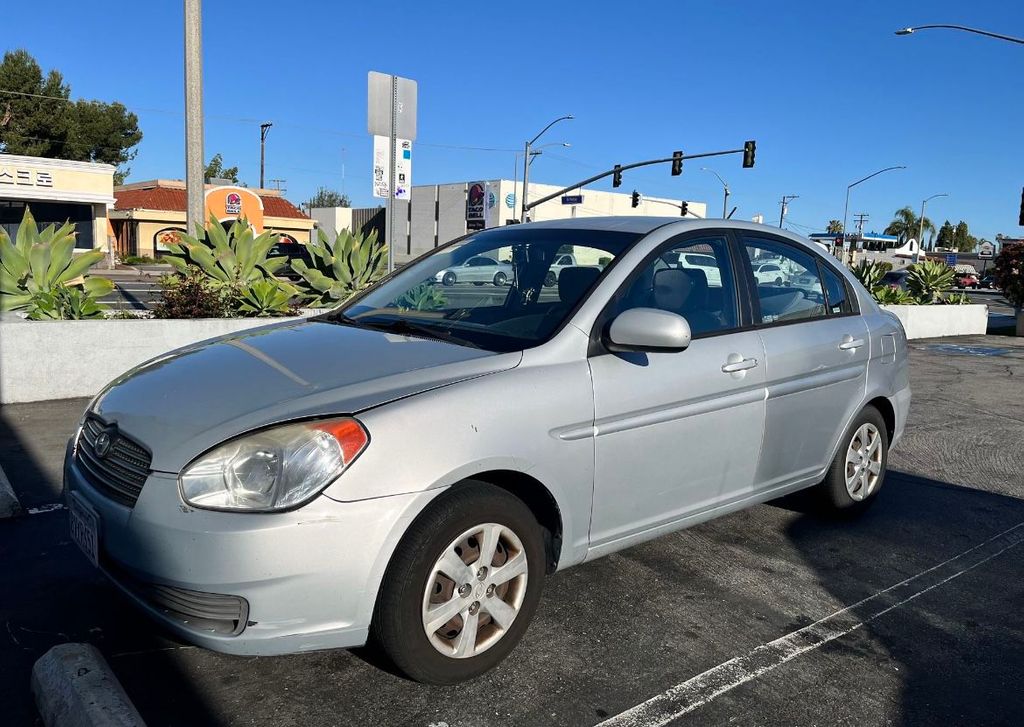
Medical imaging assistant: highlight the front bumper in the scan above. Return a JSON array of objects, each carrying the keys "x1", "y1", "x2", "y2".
[{"x1": 64, "y1": 441, "x2": 440, "y2": 656}]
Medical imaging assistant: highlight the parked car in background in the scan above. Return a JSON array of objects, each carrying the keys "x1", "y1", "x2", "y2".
[
  {"x1": 544, "y1": 253, "x2": 580, "y2": 287},
  {"x1": 955, "y1": 272, "x2": 980, "y2": 289},
  {"x1": 751, "y1": 261, "x2": 786, "y2": 285},
  {"x1": 978, "y1": 274, "x2": 997, "y2": 290},
  {"x1": 435, "y1": 255, "x2": 513, "y2": 286},
  {"x1": 65, "y1": 219, "x2": 910, "y2": 685},
  {"x1": 881, "y1": 270, "x2": 910, "y2": 291},
  {"x1": 674, "y1": 252, "x2": 723, "y2": 287},
  {"x1": 269, "y1": 239, "x2": 313, "y2": 281}
]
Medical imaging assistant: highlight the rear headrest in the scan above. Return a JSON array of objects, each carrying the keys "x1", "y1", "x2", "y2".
[{"x1": 558, "y1": 266, "x2": 600, "y2": 303}]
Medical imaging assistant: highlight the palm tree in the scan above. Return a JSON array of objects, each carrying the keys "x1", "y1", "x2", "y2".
[
  {"x1": 826, "y1": 219, "x2": 843, "y2": 234},
  {"x1": 884, "y1": 206, "x2": 934, "y2": 247}
]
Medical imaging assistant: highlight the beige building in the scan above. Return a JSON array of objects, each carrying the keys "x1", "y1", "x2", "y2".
[
  {"x1": 0, "y1": 154, "x2": 115, "y2": 253},
  {"x1": 110, "y1": 180, "x2": 314, "y2": 258}
]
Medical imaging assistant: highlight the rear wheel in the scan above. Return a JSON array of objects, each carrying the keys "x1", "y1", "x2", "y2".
[
  {"x1": 372, "y1": 484, "x2": 545, "y2": 684},
  {"x1": 493, "y1": 271, "x2": 508, "y2": 286},
  {"x1": 442, "y1": 272, "x2": 456, "y2": 286},
  {"x1": 818, "y1": 405, "x2": 888, "y2": 513},
  {"x1": 544, "y1": 271, "x2": 557, "y2": 287}
]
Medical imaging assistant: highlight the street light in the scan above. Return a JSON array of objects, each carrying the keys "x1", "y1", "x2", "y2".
[
  {"x1": 700, "y1": 167, "x2": 729, "y2": 218},
  {"x1": 895, "y1": 24, "x2": 1024, "y2": 45},
  {"x1": 842, "y1": 166, "x2": 906, "y2": 257},
  {"x1": 918, "y1": 193, "x2": 949, "y2": 257},
  {"x1": 521, "y1": 115, "x2": 573, "y2": 222}
]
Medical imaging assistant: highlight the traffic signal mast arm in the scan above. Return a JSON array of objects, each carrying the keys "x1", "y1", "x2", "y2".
[{"x1": 523, "y1": 144, "x2": 754, "y2": 213}]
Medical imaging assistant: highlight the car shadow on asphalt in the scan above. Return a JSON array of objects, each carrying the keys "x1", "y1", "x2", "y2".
[{"x1": 772, "y1": 470, "x2": 1024, "y2": 725}]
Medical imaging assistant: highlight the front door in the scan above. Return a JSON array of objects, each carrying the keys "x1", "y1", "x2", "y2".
[{"x1": 587, "y1": 232, "x2": 767, "y2": 550}]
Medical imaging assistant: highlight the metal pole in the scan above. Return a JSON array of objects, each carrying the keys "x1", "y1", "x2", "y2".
[
  {"x1": 842, "y1": 186, "x2": 851, "y2": 259},
  {"x1": 259, "y1": 122, "x2": 272, "y2": 189},
  {"x1": 387, "y1": 75, "x2": 397, "y2": 272},
  {"x1": 183, "y1": 0, "x2": 204, "y2": 235},
  {"x1": 918, "y1": 199, "x2": 926, "y2": 256},
  {"x1": 895, "y1": 24, "x2": 1024, "y2": 45},
  {"x1": 521, "y1": 140, "x2": 530, "y2": 223}
]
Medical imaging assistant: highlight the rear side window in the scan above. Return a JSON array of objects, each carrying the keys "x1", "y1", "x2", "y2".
[
  {"x1": 743, "y1": 238, "x2": 827, "y2": 324},
  {"x1": 820, "y1": 264, "x2": 854, "y2": 315}
]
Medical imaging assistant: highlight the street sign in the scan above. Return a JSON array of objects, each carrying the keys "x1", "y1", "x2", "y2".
[
  {"x1": 367, "y1": 72, "x2": 417, "y2": 140},
  {"x1": 561, "y1": 194, "x2": 583, "y2": 205},
  {"x1": 978, "y1": 241, "x2": 995, "y2": 259},
  {"x1": 945, "y1": 253, "x2": 958, "y2": 267}
]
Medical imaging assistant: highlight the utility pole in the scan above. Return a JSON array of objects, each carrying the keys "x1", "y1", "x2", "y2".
[
  {"x1": 270, "y1": 178, "x2": 286, "y2": 193},
  {"x1": 779, "y1": 194, "x2": 799, "y2": 227},
  {"x1": 521, "y1": 115, "x2": 573, "y2": 222},
  {"x1": 853, "y1": 213, "x2": 869, "y2": 248},
  {"x1": 259, "y1": 122, "x2": 273, "y2": 189},
  {"x1": 183, "y1": 0, "x2": 204, "y2": 235}
]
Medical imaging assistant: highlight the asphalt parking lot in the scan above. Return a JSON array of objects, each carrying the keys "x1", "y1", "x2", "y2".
[{"x1": 2, "y1": 334, "x2": 1023, "y2": 726}]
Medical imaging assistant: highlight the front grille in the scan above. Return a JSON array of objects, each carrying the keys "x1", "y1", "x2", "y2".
[
  {"x1": 104, "y1": 557, "x2": 249, "y2": 636},
  {"x1": 76, "y1": 416, "x2": 152, "y2": 508}
]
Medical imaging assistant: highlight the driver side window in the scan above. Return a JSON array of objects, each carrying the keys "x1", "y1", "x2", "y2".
[{"x1": 613, "y1": 235, "x2": 738, "y2": 337}]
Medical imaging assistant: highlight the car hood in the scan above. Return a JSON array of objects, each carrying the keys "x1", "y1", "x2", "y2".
[{"x1": 92, "y1": 318, "x2": 521, "y2": 473}]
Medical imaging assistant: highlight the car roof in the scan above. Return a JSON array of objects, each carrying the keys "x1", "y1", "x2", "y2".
[{"x1": 519, "y1": 217, "x2": 826, "y2": 253}]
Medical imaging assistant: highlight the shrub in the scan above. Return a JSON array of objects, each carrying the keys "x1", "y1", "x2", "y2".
[
  {"x1": 849, "y1": 260, "x2": 887, "y2": 292},
  {"x1": 122, "y1": 255, "x2": 158, "y2": 265},
  {"x1": 152, "y1": 268, "x2": 232, "y2": 319},
  {"x1": 874, "y1": 286, "x2": 914, "y2": 305},
  {"x1": 0, "y1": 207, "x2": 114, "y2": 319},
  {"x1": 992, "y1": 244, "x2": 1024, "y2": 310},
  {"x1": 392, "y1": 282, "x2": 447, "y2": 311}
]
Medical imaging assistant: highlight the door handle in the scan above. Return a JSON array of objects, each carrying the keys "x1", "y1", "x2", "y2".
[
  {"x1": 721, "y1": 356, "x2": 759, "y2": 373},
  {"x1": 838, "y1": 335, "x2": 866, "y2": 351}
]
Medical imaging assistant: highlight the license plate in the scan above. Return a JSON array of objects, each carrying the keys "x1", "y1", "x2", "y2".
[{"x1": 69, "y1": 494, "x2": 100, "y2": 568}]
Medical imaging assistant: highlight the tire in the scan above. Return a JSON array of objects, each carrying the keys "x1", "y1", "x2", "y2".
[
  {"x1": 442, "y1": 272, "x2": 456, "y2": 286},
  {"x1": 817, "y1": 405, "x2": 889, "y2": 513},
  {"x1": 372, "y1": 483, "x2": 546, "y2": 684},
  {"x1": 493, "y1": 272, "x2": 508, "y2": 286},
  {"x1": 544, "y1": 271, "x2": 557, "y2": 288},
  {"x1": 774, "y1": 276, "x2": 783, "y2": 285}
]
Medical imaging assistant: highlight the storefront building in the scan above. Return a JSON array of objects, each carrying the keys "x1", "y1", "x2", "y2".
[
  {"x1": 110, "y1": 180, "x2": 314, "y2": 257},
  {"x1": 0, "y1": 154, "x2": 115, "y2": 252}
]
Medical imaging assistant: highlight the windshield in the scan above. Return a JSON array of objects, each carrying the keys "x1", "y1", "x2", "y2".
[{"x1": 332, "y1": 227, "x2": 640, "y2": 352}]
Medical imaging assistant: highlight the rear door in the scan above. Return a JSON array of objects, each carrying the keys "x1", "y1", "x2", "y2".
[{"x1": 738, "y1": 234, "x2": 869, "y2": 490}]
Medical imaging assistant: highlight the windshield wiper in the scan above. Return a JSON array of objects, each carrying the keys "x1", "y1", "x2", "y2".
[{"x1": 355, "y1": 317, "x2": 482, "y2": 349}]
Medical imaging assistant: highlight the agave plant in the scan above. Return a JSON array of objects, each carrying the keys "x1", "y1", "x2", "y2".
[
  {"x1": 874, "y1": 285, "x2": 915, "y2": 305},
  {"x1": 291, "y1": 228, "x2": 387, "y2": 306},
  {"x1": 392, "y1": 282, "x2": 447, "y2": 311},
  {"x1": 849, "y1": 259, "x2": 888, "y2": 292},
  {"x1": 0, "y1": 207, "x2": 113, "y2": 319},
  {"x1": 236, "y1": 278, "x2": 301, "y2": 317},
  {"x1": 906, "y1": 260, "x2": 955, "y2": 304},
  {"x1": 162, "y1": 215, "x2": 287, "y2": 287},
  {"x1": 939, "y1": 291, "x2": 972, "y2": 305}
]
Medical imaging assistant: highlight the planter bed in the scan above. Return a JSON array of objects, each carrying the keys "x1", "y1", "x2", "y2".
[{"x1": 882, "y1": 303, "x2": 988, "y2": 340}]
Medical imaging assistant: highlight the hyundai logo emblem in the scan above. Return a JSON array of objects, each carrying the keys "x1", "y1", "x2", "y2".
[{"x1": 94, "y1": 431, "x2": 113, "y2": 459}]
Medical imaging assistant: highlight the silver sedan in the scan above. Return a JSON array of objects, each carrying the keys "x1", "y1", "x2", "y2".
[
  {"x1": 434, "y1": 255, "x2": 513, "y2": 286},
  {"x1": 65, "y1": 218, "x2": 910, "y2": 685}
]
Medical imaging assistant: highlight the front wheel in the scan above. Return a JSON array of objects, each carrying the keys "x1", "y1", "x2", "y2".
[
  {"x1": 543, "y1": 271, "x2": 557, "y2": 287},
  {"x1": 817, "y1": 405, "x2": 889, "y2": 513},
  {"x1": 441, "y1": 272, "x2": 456, "y2": 286},
  {"x1": 372, "y1": 484, "x2": 546, "y2": 684}
]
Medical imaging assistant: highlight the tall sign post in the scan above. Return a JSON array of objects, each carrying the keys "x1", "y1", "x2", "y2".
[
  {"x1": 368, "y1": 72, "x2": 417, "y2": 272},
  {"x1": 183, "y1": 0, "x2": 204, "y2": 235}
]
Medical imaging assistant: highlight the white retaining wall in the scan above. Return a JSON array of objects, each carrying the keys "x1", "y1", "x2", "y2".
[
  {"x1": 0, "y1": 315, "x2": 316, "y2": 404},
  {"x1": 882, "y1": 304, "x2": 989, "y2": 340}
]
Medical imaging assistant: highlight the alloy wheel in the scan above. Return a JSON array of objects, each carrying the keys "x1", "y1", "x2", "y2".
[
  {"x1": 421, "y1": 523, "x2": 528, "y2": 659},
  {"x1": 845, "y1": 422, "x2": 882, "y2": 501}
]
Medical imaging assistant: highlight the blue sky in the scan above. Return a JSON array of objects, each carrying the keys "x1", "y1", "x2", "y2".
[{"x1": 4, "y1": 1, "x2": 1022, "y2": 242}]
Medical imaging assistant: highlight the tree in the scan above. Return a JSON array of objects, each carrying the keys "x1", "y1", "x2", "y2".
[
  {"x1": 306, "y1": 187, "x2": 350, "y2": 209},
  {"x1": 884, "y1": 206, "x2": 934, "y2": 245},
  {"x1": 0, "y1": 50, "x2": 142, "y2": 184},
  {"x1": 826, "y1": 219, "x2": 843, "y2": 234},
  {"x1": 934, "y1": 220, "x2": 955, "y2": 251},
  {"x1": 952, "y1": 220, "x2": 977, "y2": 253},
  {"x1": 205, "y1": 153, "x2": 239, "y2": 183}
]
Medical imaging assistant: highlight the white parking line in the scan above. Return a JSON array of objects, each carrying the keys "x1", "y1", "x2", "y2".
[{"x1": 597, "y1": 521, "x2": 1024, "y2": 727}]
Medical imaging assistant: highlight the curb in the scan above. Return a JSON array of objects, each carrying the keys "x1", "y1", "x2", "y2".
[
  {"x1": 0, "y1": 460, "x2": 23, "y2": 519},
  {"x1": 32, "y1": 643, "x2": 146, "y2": 727}
]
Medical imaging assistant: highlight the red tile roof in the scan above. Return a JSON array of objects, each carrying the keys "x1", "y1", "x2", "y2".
[{"x1": 114, "y1": 186, "x2": 308, "y2": 219}]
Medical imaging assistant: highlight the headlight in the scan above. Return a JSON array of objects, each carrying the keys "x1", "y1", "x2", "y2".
[{"x1": 179, "y1": 418, "x2": 368, "y2": 512}]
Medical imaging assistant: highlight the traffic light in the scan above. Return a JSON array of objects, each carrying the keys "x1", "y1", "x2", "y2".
[
  {"x1": 612, "y1": 165, "x2": 623, "y2": 188},
  {"x1": 680, "y1": 201, "x2": 689, "y2": 217},
  {"x1": 671, "y1": 151, "x2": 683, "y2": 176},
  {"x1": 631, "y1": 190, "x2": 641, "y2": 208},
  {"x1": 1019, "y1": 186, "x2": 1024, "y2": 226},
  {"x1": 742, "y1": 140, "x2": 756, "y2": 168}
]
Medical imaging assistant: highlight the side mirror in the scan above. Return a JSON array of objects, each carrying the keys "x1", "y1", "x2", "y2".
[{"x1": 606, "y1": 308, "x2": 691, "y2": 353}]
